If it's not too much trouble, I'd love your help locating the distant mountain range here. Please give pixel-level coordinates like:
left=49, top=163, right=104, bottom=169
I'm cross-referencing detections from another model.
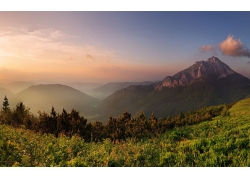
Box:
left=0, top=81, right=154, bottom=117
left=1, top=56, right=250, bottom=123
left=64, top=82, right=103, bottom=95
left=88, top=81, right=154, bottom=100
left=95, top=57, right=250, bottom=122
left=14, top=84, right=100, bottom=116
left=0, top=81, right=35, bottom=93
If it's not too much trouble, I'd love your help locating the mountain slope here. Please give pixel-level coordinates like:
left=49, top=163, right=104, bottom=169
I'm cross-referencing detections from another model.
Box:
left=2, top=97, right=250, bottom=167
left=155, top=56, right=235, bottom=89
left=95, top=57, right=250, bottom=122
left=89, top=81, right=154, bottom=100
left=0, top=81, right=35, bottom=93
left=64, top=82, right=103, bottom=95
left=15, top=84, right=100, bottom=115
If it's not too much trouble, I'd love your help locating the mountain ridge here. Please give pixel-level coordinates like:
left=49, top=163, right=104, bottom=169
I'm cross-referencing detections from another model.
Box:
left=89, top=81, right=154, bottom=100
left=0, top=81, right=35, bottom=93
left=15, top=84, right=100, bottom=115
left=155, top=56, right=236, bottom=89
left=95, top=57, right=250, bottom=122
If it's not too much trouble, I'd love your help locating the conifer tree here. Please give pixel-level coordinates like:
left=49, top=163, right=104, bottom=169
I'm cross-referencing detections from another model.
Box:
left=13, top=102, right=28, bottom=126
left=150, top=112, right=157, bottom=121
left=2, top=95, right=10, bottom=112
left=1, top=95, right=11, bottom=124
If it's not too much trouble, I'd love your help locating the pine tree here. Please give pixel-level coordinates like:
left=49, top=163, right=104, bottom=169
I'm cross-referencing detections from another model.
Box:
left=2, top=95, right=10, bottom=112
left=150, top=111, right=157, bottom=121
left=13, top=102, right=27, bottom=126
left=1, top=95, right=11, bottom=125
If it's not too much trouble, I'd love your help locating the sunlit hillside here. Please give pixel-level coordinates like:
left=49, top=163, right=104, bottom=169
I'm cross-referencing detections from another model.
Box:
left=1, top=98, right=250, bottom=167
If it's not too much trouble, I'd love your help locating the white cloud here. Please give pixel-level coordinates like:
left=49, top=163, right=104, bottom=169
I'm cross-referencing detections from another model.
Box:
left=219, top=35, right=250, bottom=58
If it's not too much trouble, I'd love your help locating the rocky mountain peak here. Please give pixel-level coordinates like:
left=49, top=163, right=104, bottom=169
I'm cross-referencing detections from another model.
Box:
left=206, top=56, right=220, bottom=63
left=155, top=57, right=236, bottom=90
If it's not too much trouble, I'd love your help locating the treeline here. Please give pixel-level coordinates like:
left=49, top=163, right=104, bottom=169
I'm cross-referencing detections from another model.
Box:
left=0, top=95, right=233, bottom=142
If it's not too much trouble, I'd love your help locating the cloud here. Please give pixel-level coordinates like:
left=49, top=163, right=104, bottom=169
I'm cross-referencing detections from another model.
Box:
left=86, top=54, right=94, bottom=59
left=17, top=26, right=73, bottom=39
left=200, top=45, right=217, bottom=56
left=247, top=61, right=250, bottom=65
left=219, top=35, right=250, bottom=58
left=0, top=26, right=135, bottom=82
left=200, top=45, right=213, bottom=52
left=0, top=26, right=117, bottom=63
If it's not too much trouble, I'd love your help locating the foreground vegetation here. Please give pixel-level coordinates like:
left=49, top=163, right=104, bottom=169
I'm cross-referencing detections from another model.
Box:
left=0, top=95, right=233, bottom=142
left=1, top=98, right=250, bottom=166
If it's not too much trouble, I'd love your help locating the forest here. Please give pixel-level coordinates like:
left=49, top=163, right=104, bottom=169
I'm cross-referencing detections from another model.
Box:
left=0, top=95, right=233, bottom=142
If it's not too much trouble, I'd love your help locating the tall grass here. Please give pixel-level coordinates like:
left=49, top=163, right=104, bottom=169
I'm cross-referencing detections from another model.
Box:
left=1, top=98, right=250, bottom=167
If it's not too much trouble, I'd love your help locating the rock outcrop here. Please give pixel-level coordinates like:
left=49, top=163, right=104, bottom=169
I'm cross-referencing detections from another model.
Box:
left=155, top=56, right=235, bottom=90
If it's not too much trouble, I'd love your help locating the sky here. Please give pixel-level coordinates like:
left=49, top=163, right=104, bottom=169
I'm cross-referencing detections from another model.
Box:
left=0, top=11, right=250, bottom=83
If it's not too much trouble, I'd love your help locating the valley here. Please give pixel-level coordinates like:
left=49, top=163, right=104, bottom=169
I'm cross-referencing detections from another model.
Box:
left=2, top=57, right=249, bottom=123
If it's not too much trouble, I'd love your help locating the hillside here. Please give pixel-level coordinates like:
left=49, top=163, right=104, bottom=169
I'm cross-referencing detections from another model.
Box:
left=0, top=87, right=14, bottom=98
left=64, top=82, right=103, bottom=96
left=0, top=81, right=35, bottom=93
left=95, top=57, right=250, bottom=122
left=89, top=81, right=154, bottom=100
left=15, top=84, right=100, bottom=116
left=1, top=98, right=250, bottom=167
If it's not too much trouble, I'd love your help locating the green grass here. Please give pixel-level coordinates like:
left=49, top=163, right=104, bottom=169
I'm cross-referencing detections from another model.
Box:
left=1, top=98, right=250, bottom=166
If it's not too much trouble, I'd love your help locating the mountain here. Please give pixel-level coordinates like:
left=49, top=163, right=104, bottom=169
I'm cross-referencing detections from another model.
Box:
left=155, top=56, right=235, bottom=89
left=95, top=57, right=250, bottom=123
left=64, top=82, right=103, bottom=95
left=89, top=81, right=154, bottom=100
left=0, top=81, right=36, bottom=93
left=15, top=84, right=100, bottom=116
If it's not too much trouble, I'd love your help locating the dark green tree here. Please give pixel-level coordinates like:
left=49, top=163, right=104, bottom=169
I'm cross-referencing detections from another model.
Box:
left=2, top=95, right=10, bottom=112
left=23, top=114, right=33, bottom=129
left=57, top=109, right=70, bottom=136
left=12, top=102, right=30, bottom=126
left=69, top=109, right=87, bottom=137
left=50, top=106, right=58, bottom=137
left=1, top=95, right=11, bottom=124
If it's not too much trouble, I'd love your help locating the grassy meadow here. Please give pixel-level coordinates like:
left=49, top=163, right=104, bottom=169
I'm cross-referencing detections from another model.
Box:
left=1, top=98, right=250, bottom=167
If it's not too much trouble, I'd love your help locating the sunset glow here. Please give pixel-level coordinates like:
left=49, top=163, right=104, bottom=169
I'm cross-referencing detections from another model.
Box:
left=0, top=12, right=250, bottom=83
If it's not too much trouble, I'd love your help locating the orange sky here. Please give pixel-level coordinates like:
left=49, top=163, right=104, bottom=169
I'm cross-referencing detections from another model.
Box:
left=1, top=12, right=250, bottom=83
left=0, top=25, right=180, bottom=83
